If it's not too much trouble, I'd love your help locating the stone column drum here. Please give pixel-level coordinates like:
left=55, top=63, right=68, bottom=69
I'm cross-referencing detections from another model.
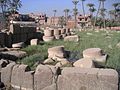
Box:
left=54, top=29, right=61, bottom=39
left=43, top=28, right=54, bottom=42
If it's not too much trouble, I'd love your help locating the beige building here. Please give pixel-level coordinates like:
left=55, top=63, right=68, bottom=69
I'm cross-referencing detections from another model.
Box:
left=29, top=13, right=47, bottom=25
left=77, top=14, right=91, bottom=27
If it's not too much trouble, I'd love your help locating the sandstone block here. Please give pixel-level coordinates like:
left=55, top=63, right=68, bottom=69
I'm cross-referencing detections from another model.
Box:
left=73, top=58, right=95, bottom=68
left=30, top=39, right=38, bottom=45
left=54, top=29, right=61, bottom=35
left=57, top=67, right=118, bottom=90
left=11, top=64, right=33, bottom=90
left=34, top=65, right=55, bottom=90
left=42, top=83, right=56, bottom=90
left=48, top=46, right=66, bottom=58
left=0, top=51, right=27, bottom=61
left=12, top=42, right=24, bottom=48
left=43, top=36, right=54, bottom=42
left=83, top=48, right=107, bottom=64
left=1, top=63, right=16, bottom=89
left=64, top=35, right=79, bottom=42
left=54, top=35, right=61, bottom=39
left=60, top=28, right=66, bottom=34
left=44, top=29, right=54, bottom=37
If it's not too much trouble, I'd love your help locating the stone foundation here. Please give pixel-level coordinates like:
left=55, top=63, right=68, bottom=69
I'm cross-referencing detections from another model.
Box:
left=0, top=63, right=118, bottom=90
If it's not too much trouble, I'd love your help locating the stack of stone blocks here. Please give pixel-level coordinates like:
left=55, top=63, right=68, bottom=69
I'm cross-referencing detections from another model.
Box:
left=0, top=62, right=119, bottom=90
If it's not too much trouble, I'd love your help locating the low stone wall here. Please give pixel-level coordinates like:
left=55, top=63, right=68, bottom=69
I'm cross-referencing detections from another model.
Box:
left=0, top=63, right=118, bottom=90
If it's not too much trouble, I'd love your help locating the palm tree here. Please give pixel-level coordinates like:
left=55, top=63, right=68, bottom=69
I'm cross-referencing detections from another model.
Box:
left=53, top=10, right=57, bottom=25
left=109, top=10, right=116, bottom=20
left=8, top=0, right=22, bottom=14
left=87, top=3, right=95, bottom=16
left=0, top=0, right=9, bottom=28
left=72, top=0, right=79, bottom=28
left=94, top=0, right=106, bottom=29
left=112, top=3, right=119, bottom=20
left=87, top=3, right=96, bottom=28
left=99, top=8, right=106, bottom=28
left=64, top=9, right=70, bottom=25
left=80, top=0, right=85, bottom=17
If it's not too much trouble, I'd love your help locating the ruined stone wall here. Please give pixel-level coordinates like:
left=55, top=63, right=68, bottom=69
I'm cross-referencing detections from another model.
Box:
left=0, top=23, right=42, bottom=47
left=1, top=63, right=118, bottom=90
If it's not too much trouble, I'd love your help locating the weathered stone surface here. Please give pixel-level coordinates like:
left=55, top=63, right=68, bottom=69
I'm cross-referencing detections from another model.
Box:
left=43, top=58, right=55, bottom=64
left=61, top=34, right=67, bottom=38
left=1, top=62, right=16, bottom=89
left=83, top=48, right=107, bottom=64
left=48, top=46, right=66, bottom=58
left=54, top=29, right=61, bottom=35
left=30, top=39, right=38, bottom=45
left=43, top=36, right=54, bottom=42
left=0, top=59, right=8, bottom=71
left=60, top=28, right=66, bottom=34
left=44, top=29, right=54, bottom=37
left=98, top=69, right=118, bottom=85
left=55, top=60, right=70, bottom=67
left=57, top=67, right=118, bottom=90
left=34, top=65, right=56, bottom=90
left=12, top=42, right=24, bottom=48
left=42, top=83, right=56, bottom=90
left=11, top=64, right=33, bottom=90
left=64, top=35, right=79, bottom=42
left=54, top=35, right=61, bottom=39
left=83, top=48, right=102, bottom=58
left=0, top=51, right=27, bottom=61
left=73, top=58, right=95, bottom=68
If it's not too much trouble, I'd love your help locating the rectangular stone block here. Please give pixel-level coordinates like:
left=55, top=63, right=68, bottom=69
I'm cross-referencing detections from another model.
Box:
left=57, top=67, right=118, bottom=90
left=98, top=69, right=118, bottom=85
left=1, top=63, right=16, bottom=89
left=11, top=64, right=33, bottom=90
left=34, top=65, right=54, bottom=90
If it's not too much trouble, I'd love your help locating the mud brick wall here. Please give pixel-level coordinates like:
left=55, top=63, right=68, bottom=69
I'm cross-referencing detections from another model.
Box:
left=1, top=63, right=119, bottom=90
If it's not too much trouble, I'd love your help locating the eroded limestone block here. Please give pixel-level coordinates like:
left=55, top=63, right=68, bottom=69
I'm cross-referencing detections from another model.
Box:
left=34, top=65, right=57, bottom=90
left=1, top=62, right=16, bottom=89
left=43, top=36, right=54, bottom=42
left=57, top=67, right=118, bottom=90
left=30, top=39, right=39, bottom=45
left=12, top=42, right=24, bottom=48
left=73, top=58, right=95, bottom=68
left=0, top=51, right=27, bottom=61
left=48, top=46, right=66, bottom=58
left=83, top=48, right=107, bottom=64
left=64, top=35, right=79, bottom=42
left=54, top=29, right=61, bottom=36
left=11, top=64, right=33, bottom=90
left=44, top=29, right=54, bottom=37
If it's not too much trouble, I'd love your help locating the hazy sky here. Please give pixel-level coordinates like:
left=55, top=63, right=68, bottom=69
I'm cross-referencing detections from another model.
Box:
left=19, top=0, right=120, bottom=17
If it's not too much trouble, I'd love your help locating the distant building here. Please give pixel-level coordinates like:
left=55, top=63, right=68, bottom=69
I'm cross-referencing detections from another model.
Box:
left=29, top=13, right=47, bottom=25
left=77, top=14, right=91, bottom=27
left=47, top=17, right=60, bottom=26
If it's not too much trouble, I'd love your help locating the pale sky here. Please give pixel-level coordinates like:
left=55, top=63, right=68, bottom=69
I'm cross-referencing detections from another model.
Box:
left=18, top=0, right=120, bottom=17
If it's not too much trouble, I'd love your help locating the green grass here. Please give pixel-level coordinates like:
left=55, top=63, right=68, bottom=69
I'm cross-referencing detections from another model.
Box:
left=21, top=30, right=120, bottom=70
